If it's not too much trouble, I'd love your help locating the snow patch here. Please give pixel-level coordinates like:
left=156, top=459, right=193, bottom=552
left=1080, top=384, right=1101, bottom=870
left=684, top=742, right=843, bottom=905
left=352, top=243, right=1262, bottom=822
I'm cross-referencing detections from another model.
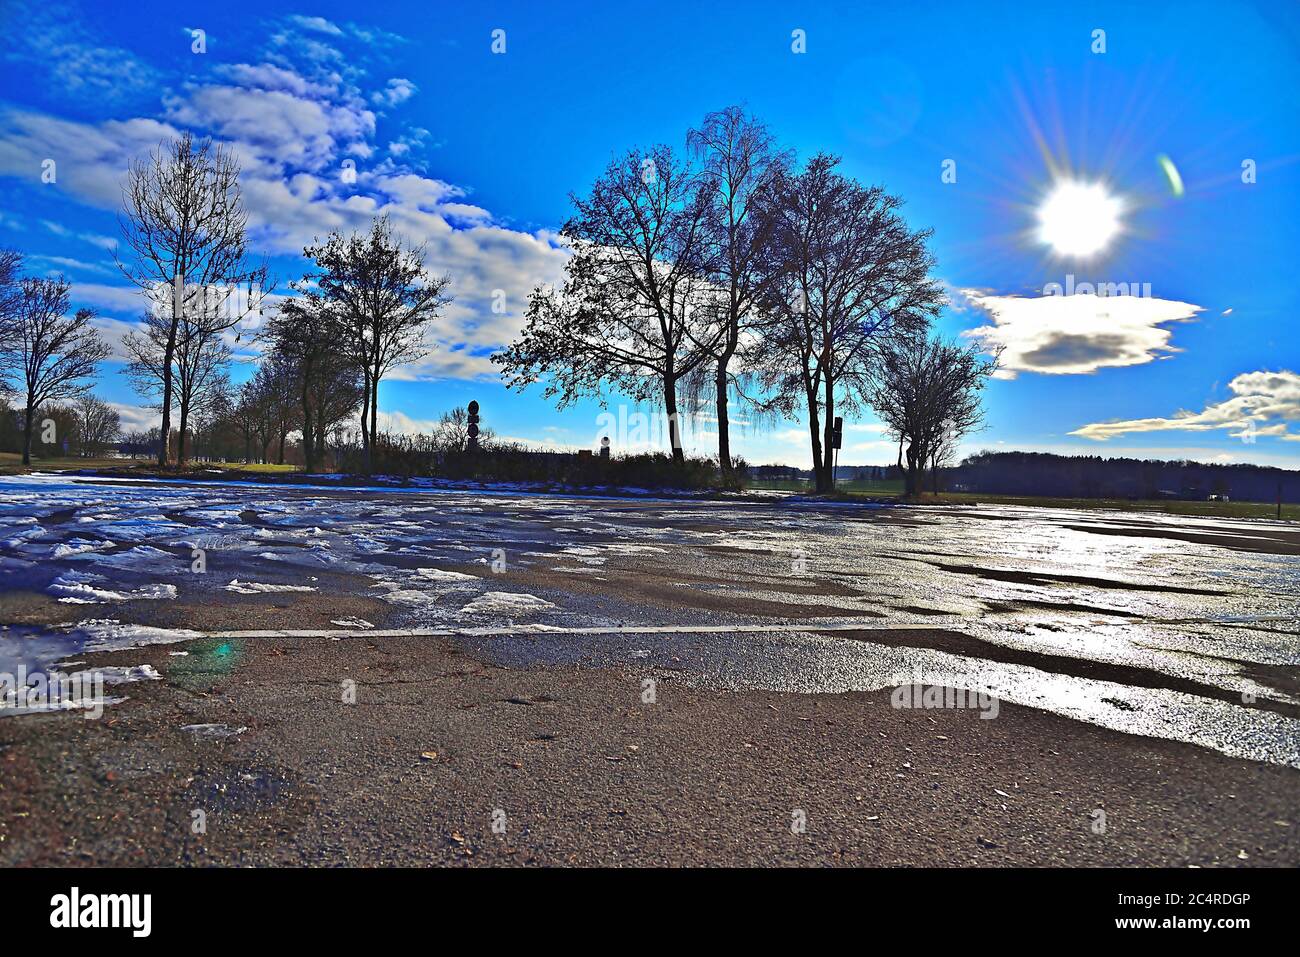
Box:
left=226, top=580, right=317, bottom=595
left=460, top=592, right=557, bottom=616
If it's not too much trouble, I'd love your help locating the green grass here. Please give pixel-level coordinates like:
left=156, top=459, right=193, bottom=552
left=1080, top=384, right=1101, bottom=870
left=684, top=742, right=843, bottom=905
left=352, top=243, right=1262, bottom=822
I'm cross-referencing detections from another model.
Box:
left=0, top=453, right=303, bottom=476
left=1, top=451, right=1291, bottom=519
left=0, top=453, right=135, bottom=474
left=887, top=490, right=1299, bottom=520
left=212, top=462, right=301, bottom=473
left=749, top=477, right=905, bottom=495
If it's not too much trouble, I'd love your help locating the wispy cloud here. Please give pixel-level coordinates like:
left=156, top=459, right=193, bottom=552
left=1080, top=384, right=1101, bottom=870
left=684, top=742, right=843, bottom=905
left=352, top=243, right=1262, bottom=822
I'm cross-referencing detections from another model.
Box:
left=372, top=78, right=418, bottom=109
left=2, top=0, right=162, bottom=105
left=1071, top=370, right=1300, bottom=442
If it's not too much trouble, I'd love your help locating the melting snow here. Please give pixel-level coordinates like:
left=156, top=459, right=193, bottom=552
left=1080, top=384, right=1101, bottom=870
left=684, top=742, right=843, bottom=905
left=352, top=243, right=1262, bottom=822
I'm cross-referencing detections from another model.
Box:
left=226, top=580, right=317, bottom=594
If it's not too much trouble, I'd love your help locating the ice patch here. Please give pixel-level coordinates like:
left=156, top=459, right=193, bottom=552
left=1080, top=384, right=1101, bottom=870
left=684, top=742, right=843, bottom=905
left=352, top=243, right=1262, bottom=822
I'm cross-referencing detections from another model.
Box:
left=99, top=664, right=163, bottom=684
left=52, top=539, right=111, bottom=558
left=49, top=572, right=177, bottom=604
left=74, top=545, right=176, bottom=570
left=460, top=592, right=557, bottom=616
left=226, top=580, right=317, bottom=594
left=181, top=723, right=247, bottom=738
left=416, top=568, right=478, bottom=582
left=77, top=619, right=202, bottom=652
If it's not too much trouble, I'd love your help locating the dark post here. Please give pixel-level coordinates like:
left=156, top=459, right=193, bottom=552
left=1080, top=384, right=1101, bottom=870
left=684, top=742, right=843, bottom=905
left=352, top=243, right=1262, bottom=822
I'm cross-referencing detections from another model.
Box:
left=832, top=417, right=842, bottom=485
left=467, top=401, right=480, bottom=451
left=600, top=436, right=610, bottom=460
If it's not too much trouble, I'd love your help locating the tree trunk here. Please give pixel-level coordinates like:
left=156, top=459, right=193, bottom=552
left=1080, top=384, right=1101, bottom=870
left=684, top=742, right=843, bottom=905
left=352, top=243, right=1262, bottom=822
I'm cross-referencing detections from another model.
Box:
left=277, top=432, right=287, bottom=465
left=820, top=372, right=836, bottom=493
left=715, top=354, right=732, bottom=476
left=359, top=369, right=372, bottom=474
left=905, top=440, right=924, bottom=497
left=805, top=386, right=825, bottom=493
left=301, top=373, right=316, bottom=474
left=369, top=377, right=379, bottom=472
left=177, top=398, right=190, bottom=466
left=664, top=379, right=685, bottom=466
left=21, top=403, right=34, bottom=466
left=158, top=332, right=176, bottom=466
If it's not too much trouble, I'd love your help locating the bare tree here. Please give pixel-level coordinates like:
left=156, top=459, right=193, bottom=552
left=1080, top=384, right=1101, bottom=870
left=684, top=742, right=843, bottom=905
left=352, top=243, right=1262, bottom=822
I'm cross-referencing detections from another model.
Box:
left=869, top=335, right=998, bottom=496
left=123, top=305, right=232, bottom=465
left=270, top=291, right=363, bottom=473
left=0, top=249, right=24, bottom=402
left=118, top=132, right=268, bottom=466
left=686, top=107, right=790, bottom=476
left=190, top=384, right=234, bottom=463
left=0, top=248, right=22, bottom=351
left=122, top=428, right=159, bottom=460
left=431, top=405, right=494, bottom=452
left=231, top=378, right=266, bottom=464
left=261, top=356, right=299, bottom=465
left=494, top=146, right=717, bottom=465
left=0, top=277, right=110, bottom=464
left=74, top=394, right=121, bottom=457
left=304, top=216, right=451, bottom=473
left=754, top=155, right=944, bottom=492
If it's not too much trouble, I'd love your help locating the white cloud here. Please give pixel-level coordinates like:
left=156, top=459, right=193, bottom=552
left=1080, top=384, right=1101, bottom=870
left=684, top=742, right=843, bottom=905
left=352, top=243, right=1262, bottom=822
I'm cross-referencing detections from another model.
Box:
left=3, top=1, right=162, bottom=105
left=0, top=109, right=180, bottom=208
left=110, top=402, right=160, bottom=433
left=374, top=409, right=441, bottom=435
left=1071, top=370, right=1300, bottom=442
left=960, top=289, right=1203, bottom=377
left=372, top=78, right=417, bottom=108
left=71, top=284, right=150, bottom=314
left=0, top=29, right=569, bottom=384
left=287, top=15, right=345, bottom=37
left=163, top=85, right=375, bottom=171
left=40, top=220, right=117, bottom=251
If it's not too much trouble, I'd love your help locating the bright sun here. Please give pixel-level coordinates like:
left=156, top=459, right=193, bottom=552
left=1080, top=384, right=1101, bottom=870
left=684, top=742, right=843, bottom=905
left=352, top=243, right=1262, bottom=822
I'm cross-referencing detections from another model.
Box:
left=1036, top=180, right=1123, bottom=258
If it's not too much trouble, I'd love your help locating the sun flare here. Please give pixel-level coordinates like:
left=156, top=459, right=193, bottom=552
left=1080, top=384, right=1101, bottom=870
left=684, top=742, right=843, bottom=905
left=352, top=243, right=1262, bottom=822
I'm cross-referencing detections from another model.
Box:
left=1036, top=180, right=1123, bottom=258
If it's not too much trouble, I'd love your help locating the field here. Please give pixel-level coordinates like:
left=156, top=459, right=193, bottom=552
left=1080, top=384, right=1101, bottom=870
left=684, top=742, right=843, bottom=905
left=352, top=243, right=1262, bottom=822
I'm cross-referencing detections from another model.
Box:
left=913, top=491, right=1299, bottom=521
left=749, top=472, right=1297, bottom=519
left=748, top=477, right=906, bottom=495
left=0, top=453, right=301, bottom=476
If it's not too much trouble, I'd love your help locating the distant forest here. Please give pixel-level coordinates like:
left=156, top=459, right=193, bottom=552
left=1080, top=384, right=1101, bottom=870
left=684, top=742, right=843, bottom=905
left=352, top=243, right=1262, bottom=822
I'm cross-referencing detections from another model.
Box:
left=756, top=451, right=1300, bottom=503
left=950, top=451, right=1299, bottom=503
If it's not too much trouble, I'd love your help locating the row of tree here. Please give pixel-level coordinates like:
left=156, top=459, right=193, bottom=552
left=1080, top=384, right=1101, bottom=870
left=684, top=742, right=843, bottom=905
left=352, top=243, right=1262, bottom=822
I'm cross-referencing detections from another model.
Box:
left=0, top=249, right=112, bottom=462
left=5, top=114, right=994, bottom=492
left=0, top=395, right=121, bottom=459
left=5, top=132, right=452, bottom=474
left=494, top=106, right=997, bottom=493
left=953, top=451, right=1299, bottom=503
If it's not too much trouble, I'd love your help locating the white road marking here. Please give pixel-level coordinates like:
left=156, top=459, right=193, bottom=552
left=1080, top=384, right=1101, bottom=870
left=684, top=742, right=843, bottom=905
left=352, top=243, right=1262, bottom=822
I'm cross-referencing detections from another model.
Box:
left=201, top=622, right=956, bottom=640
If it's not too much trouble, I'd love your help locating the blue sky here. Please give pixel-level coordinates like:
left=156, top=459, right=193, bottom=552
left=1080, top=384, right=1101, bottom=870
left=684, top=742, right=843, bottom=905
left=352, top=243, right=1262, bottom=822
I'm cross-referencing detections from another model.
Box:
left=1, top=0, right=1298, bottom=467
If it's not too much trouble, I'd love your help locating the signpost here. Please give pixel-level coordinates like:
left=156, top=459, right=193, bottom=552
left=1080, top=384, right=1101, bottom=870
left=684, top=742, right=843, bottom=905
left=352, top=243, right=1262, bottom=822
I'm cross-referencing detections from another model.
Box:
left=467, top=401, right=480, bottom=451
left=832, top=416, right=842, bottom=484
